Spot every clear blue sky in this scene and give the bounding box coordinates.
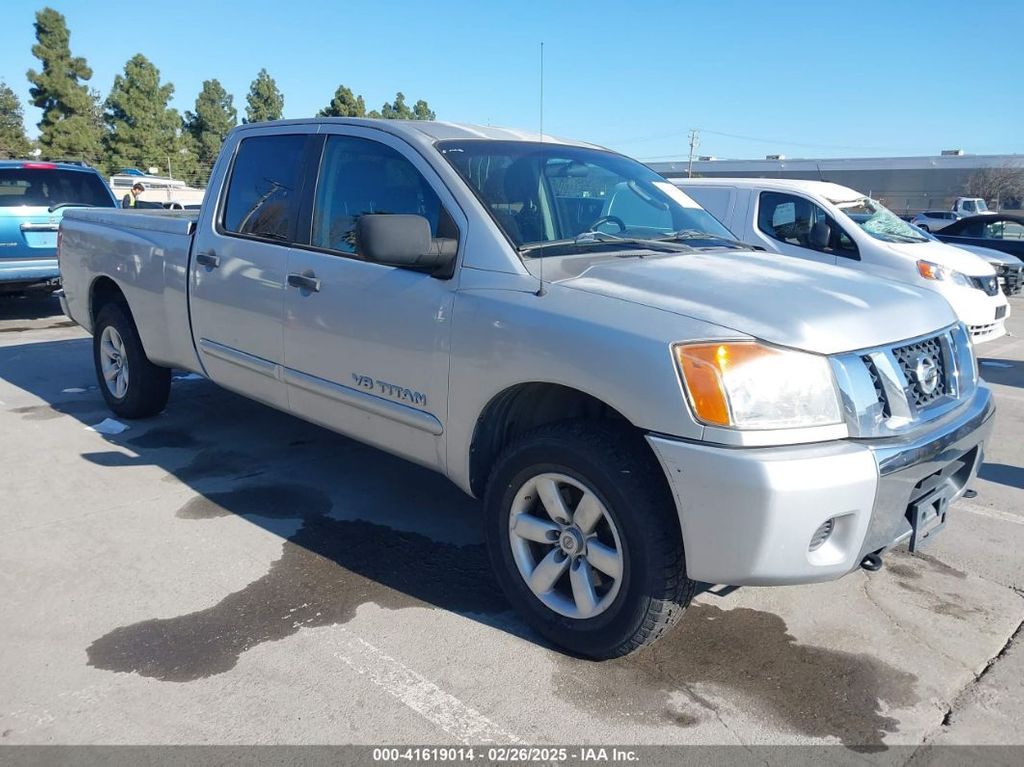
[1,0,1021,160]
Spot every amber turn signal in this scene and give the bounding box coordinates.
[674,342,781,427]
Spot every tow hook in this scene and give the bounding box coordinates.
[861,552,884,572]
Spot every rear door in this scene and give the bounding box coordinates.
[189,130,317,410]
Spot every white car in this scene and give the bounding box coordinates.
[911,210,961,232]
[676,178,1009,343]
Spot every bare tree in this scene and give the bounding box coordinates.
[965,162,1024,210]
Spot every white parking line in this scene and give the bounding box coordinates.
[958,500,1024,526]
[334,631,520,745]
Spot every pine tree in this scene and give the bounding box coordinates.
[412,99,435,121]
[26,7,103,163]
[377,92,434,121]
[185,79,237,180]
[103,54,181,176]
[319,85,366,118]
[244,69,284,123]
[380,92,413,120]
[0,81,32,158]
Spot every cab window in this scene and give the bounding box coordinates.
[222,134,307,242]
[311,136,444,256]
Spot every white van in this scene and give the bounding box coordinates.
[675,179,1009,343]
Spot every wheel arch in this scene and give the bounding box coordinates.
[468,381,643,498]
[89,275,131,326]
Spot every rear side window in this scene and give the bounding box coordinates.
[222,135,307,241]
[311,135,442,255]
[684,186,733,222]
[0,168,113,208]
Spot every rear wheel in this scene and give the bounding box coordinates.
[92,302,171,418]
[484,420,695,658]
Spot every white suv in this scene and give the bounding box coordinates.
[911,210,961,232]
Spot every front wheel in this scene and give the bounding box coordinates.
[93,302,171,419]
[484,421,695,658]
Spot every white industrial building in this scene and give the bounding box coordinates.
[648,152,1024,216]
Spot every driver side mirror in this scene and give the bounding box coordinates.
[356,214,458,276]
[809,221,831,251]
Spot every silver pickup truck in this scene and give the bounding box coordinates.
[59,119,994,658]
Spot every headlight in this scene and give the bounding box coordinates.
[916,260,974,288]
[673,341,842,429]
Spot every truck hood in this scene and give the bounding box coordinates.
[562,250,957,355]
[944,242,1023,268]
[886,239,997,276]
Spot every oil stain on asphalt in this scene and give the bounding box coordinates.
[11,399,105,421]
[87,481,919,749]
[552,602,918,749]
[87,483,507,682]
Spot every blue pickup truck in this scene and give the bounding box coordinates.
[0,160,116,295]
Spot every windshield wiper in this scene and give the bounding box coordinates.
[519,230,695,255]
[655,229,752,248]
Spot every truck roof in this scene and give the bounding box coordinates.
[675,177,864,203]
[230,118,604,151]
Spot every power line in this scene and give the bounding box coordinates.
[698,129,902,153]
[607,125,910,156]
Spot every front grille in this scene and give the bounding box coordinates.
[835,325,974,438]
[1002,266,1023,296]
[970,274,1000,296]
[970,322,999,339]
[861,354,891,418]
[892,335,947,408]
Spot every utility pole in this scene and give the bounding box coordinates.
[687,128,700,178]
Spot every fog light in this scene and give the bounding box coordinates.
[809,518,835,551]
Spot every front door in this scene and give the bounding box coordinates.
[190,131,314,410]
[752,190,846,266]
[282,129,463,470]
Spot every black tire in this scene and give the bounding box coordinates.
[918,224,930,232]
[484,420,695,659]
[92,302,171,419]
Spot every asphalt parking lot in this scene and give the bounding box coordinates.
[1,294,1022,752]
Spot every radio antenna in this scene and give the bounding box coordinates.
[539,42,544,140]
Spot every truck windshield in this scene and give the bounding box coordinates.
[832,197,929,244]
[0,168,114,209]
[437,140,735,254]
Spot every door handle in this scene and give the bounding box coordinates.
[195,253,220,268]
[287,272,321,293]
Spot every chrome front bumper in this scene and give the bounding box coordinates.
[647,383,995,586]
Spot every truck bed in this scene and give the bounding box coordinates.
[64,208,200,237]
[59,207,202,373]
